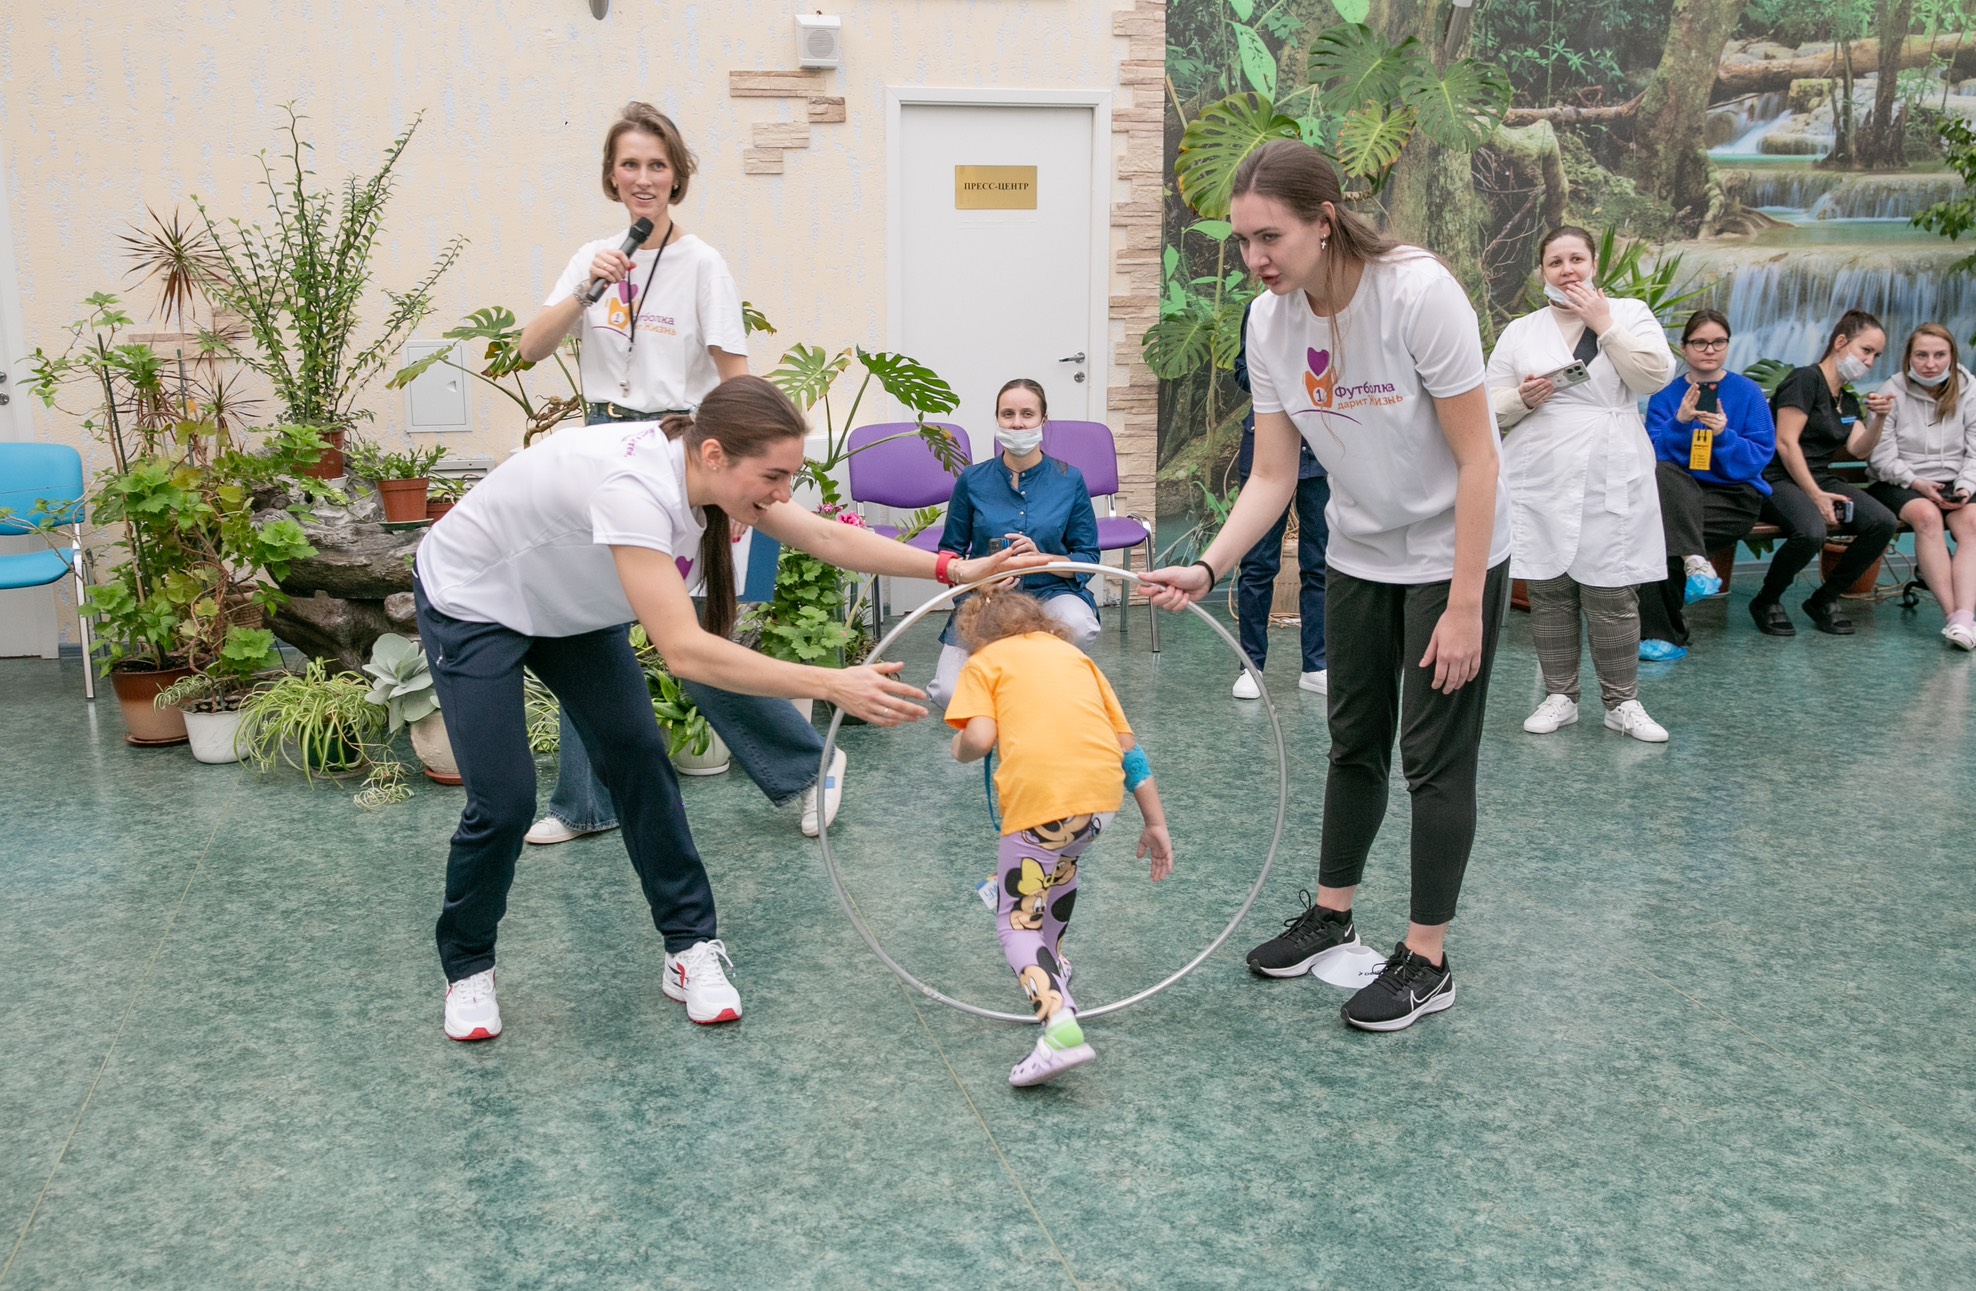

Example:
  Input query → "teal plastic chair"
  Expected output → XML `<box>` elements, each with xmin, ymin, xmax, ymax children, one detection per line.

<box><xmin>0</xmin><ymin>443</ymin><xmax>95</xmax><ymax>698</ymax></box>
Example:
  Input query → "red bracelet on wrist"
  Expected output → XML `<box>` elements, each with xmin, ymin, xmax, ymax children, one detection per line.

<box><xmin>935</xmin><ymin>551</ymin><xmax>958</xmax><ymax>586</ymax></box>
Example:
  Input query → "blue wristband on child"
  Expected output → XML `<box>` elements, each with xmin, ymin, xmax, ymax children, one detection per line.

<box><xmin>1122</xmin><ymin>747</ymin><xmax>1152</xmax><ymax>791</ymax></box>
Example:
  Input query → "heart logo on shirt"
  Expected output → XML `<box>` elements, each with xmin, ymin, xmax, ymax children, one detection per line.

<box><xmin>1304</xmin><ymin>347</ymin><xmax>1337</xmax><ymax>409</ymax></box>
<box><xmin>675</xmin><ymin>555</ymin><xmax>694</xmax><ymax>581</ymax></box>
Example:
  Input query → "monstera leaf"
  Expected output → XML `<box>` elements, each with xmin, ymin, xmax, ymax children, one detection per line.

<box><xmin>1142</xmin><ymin>300</ymin><xmax>1218</xmax><ymax>381</ymax></box>
<box><xmin>1176</xmin><ymin>93</ymin><xmax>1303</xmax><ymax>220</ymax></box>
<box><xmin>387</xmin><ymin>306</ymin><xmax>531</xmax><ymax>389</ymax></box>
<box><xmin>1232</xmin><ymin>23</ymin><xmax>1277</xmax><ymax>98</ymax></box>
<box><xmin>1307</xmin><ymin>25</ymin><xmax>1419</xmax><ymax>113</ymax></box>
<box><xmin>1400</xmin><ymin>58</ymin><xmax>1512</xmax><ymax>150</ymax></box>
<box><xmin>768</xmin><ymin>342</ymin><xmax>854</xmax><ymax>411</ymax></box>
<box><xmin>1208</xmin><ymin>294</ymin><xmax>1253</xmax><ymax>372</ymax></box>
<box><xmin>1333</xmin><ymin>102</ymin><xmax>1417</xmax><ymax>187</ymax></box>
<box><xmin>856</xmin><ymin>348</ymin><xmax>961</xmax><ymax>417</ymax></box>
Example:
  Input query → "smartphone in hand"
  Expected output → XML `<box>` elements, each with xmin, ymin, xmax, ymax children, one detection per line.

<box><xmin>1695</xmin><ymin>382</ymin><xmax>1720</xmax><ymax>416</ymax></box>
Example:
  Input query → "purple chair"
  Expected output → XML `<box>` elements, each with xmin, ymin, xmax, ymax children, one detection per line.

<box><xmin>1041</xmin><ymin>419</ymin><xmax>1159</xmax><ymax>652</ymax></box>
<box><xmin>845</xmin><ymin>421</ymin><xmax>971</xmax><ymax>634</ymax></box>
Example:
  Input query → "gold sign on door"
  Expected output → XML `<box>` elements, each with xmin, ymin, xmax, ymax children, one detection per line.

<box><xmin>954</xmin><ymin>166</ymin><xmax>1038</xmax><ymax>210</ymax></box>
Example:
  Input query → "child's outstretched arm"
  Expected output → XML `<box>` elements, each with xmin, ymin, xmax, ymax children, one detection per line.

<box><xmin>1119</xmin><ymin>733</ymin><xmax>1173</xmax><ymax>881</ymax></box>
<box><xmin>951</xmin><ymin>716</ymin><xmax>997</xmax><ymax>764</ymax></box>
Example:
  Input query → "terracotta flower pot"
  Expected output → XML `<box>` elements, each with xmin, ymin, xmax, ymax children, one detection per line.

<box><xmin>378</xmin><ymin>478</ymin><xmax>431</xmax><ymax>523</ymax></box>
<box><xmin>1819</xmin><ymin>544</ymin><xmax>1881</xmax><ymax>599</ymax></box>
<box><xmin>110</xmin><ymin>665</ymin><xmax>195</xmax><ymax>745</ymax></box>
<box><xmin>425</xmin><ymin>498</ymin><xmax>456</xmax><ymax>522</ymax></box>
<box><xmin>301</xmin><ymin>427</ymin><xmax>347</xmax><ymax>481</ymax></box>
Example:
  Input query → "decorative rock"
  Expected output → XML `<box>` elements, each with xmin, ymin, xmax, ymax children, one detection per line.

<box><xmin>384</xmin><ymin>592</ymin><xmax>418</xmax><ymax>634</ymax></box>
<box><xmin>272</xmin><ymin>591</ymin><xmax>396</xmax><ymax>673</ymax></box>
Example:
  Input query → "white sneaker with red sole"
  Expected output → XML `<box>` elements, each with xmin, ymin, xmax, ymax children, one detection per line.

<box><xmin>444</xmin><ymin>969</ymin><xmax>501</xmax><ymax>1041</ymax></box>
<box><xmin>662</xmin><ymin>939</ymin><xmax>743</xmax><ymax>1024</ymax></box>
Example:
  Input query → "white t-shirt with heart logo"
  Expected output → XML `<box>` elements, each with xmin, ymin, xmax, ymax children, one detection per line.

<box><xmin>416</xmin><ymin>422</ymin><xmax>706</xmax><ymax>638</ymax></box>
<box><xmin>548</xmin><ymin>232</ymin><xmax>748</xmax><ymax>412</ymax></box>
<box><xmin>1245</xmin><ymin>251</ymin><xmax>1514</xmax><ymax>584</ymax></box>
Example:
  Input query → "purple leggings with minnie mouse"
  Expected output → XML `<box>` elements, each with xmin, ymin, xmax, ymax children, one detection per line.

<box><xmin>994</xmin><ymin>813</ymin><xmax>1111</xmax><ymax>1020</ymax></box>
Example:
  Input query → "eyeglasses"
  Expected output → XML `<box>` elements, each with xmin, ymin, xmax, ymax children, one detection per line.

<box><xmin>1684</xmin><ymin>338</ymin><xmax>1730</xmax><ymax>352</ymax></box>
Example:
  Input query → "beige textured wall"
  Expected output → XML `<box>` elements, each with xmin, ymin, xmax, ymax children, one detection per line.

<box><xmin>1</xmin><ymin>0</ymin><xmax>1163</xmax><ymax>643</ymax></box>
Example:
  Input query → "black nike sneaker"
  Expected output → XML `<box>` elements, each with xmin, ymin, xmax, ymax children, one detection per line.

<box><xmin>1246</xmin><ymin>891</ymin><xmax>1358</xmax><ymax>978</ymax></box>
<box><xmin>1341</xmin><ymin>942</ymin><xmax>1455</xmax><ymax>1032</ymax></box>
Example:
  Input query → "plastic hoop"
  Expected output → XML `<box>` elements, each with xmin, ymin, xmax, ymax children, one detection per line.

<box><xmin>814</xmin><ymin>561</ymin><xmax>1289</xmax><ymax>1023</ymax></box>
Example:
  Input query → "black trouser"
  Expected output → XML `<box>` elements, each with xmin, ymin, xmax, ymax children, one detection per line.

<box><xmin>1757</xmin><ymin>473</ymin><xmax>1898</xmax><ymax>606</ymax></box>
<box><xmin>415</xmin><ymin>581</ymin><xmax>717</xmax><ymax>982</ymax></box>
<box><xmin>1318</xmin><ymin>561</ymin><xmax>1509</xmax><ymax>926</ymax></box>
<box><xmin>1640</xmin><ymin>463</ymin><xmax>1766</xmax><ymax>646</ymax></box>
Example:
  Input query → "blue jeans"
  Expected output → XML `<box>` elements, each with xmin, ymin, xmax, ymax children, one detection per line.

<box><xmin>548</xmin><ymin>661</ymin><xmax>827</xmax><ymax>830</ymax></box>
<box><xmin>415</xmin><ymin>583</ymin><xmax>717</xmax><ymax>979</ymax></box>
<box><xmin>1235</xmin><ymin>474</ymin><xmax>1330</xmax><ymax>672</ymax></box>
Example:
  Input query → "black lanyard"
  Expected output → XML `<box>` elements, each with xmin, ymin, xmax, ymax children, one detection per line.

<box><xmin>625</xmin><ymin>226</ymin><xmax>674</xmax><ymax>353</ymax></box>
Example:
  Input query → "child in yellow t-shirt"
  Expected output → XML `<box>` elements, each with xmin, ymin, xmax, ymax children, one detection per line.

<box><xmin>945</xmin><ymin>587</ymin><xmax>1174</xmax><ymax>1087</ymax></box>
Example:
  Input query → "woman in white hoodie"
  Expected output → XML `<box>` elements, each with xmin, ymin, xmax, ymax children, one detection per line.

<box><xmin>1861</xmin><ymin>323</ymin><xmax>1976</xmax><ymax>648</ymax></box>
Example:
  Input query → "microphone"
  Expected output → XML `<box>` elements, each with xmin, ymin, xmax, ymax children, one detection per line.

<box><xmin>581</xmin><ymin>217</ymin><xmax>656</xmax><ymax>305</ymax></box>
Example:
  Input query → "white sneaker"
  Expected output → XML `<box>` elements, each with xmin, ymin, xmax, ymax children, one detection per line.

<box><xmin>1008</xmin><ymin>1015</ymin><xmax>1095</xmax><ymax>1087</ymax></box>
<box><xmin>662</xmin><ymin>939</ymin><xmax>742</xmax><ymax>1024</ymax></box>
<box><xmin>1299</xmin><ymin>669</ymin><xmax>1328</xmax><ymax>694</ymax></box>
<box><xmin>1604</xmin><ymin>699</ymin><xmax>1670</xmax><ymax>743</ymax></box>
<box><xmin>1232</xmin><ymin>671</ymin><xmax>1261</xmax><ymax>700</ymax></box>
<box><xmin>1523</xmin><ymin>694</ymin><xmax>1579</xmax><ymax>734</ymax></box>
<box><xmin>443</xmin><ymin>969</ymin><xmax>501</xmax><ymax>1041</ymax></box>
<box><xmin>524</xmin><ymin>816</ymin><xmax>608</xmax><ymax>846</ymax></box>
<box><xmin>799</xmin><ymin>747</ymin><xmax>847</xmax><ymax>837</ymax></box>
<box><xmin>1943</xmin><ymin>622</ymin><xmax>1976</xmax><ymax>651</ymax></box>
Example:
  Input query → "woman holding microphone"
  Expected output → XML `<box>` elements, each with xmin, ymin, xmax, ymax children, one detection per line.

<box><xmin>515</xmin><ymin>103</ymin><xmax>846</xmax><ymax>845</ymax></box>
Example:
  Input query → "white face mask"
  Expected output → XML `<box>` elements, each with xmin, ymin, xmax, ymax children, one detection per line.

<box><xmin>996</xmin><ymin>426</ymin><xmax>1044</xmax><ymax>458</ymax></box>
<box><xmin>1835</xmin><ymin>353</ymin><xmax>1872</xmax><ymax>384</ymax></box>
<box><xmin>1544</xmin><ymin>282</ymin><xmax>1575</xmax><ymax>307</ymax></box>
<box><xmin>1909</xmin><ymin>367</ymin><xmax>1950</xmax><ymax>389</ymax></box>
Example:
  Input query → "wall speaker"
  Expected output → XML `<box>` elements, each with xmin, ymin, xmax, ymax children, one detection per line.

<box><xmin>796</xmin><ymin>14</ymin><xmax>841</xmax><ymax>70</ymax></box>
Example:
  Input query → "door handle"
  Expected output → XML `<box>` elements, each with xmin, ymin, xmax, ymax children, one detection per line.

<box><xmin>1057</xmin><ymin>352</ymin><xmax>1086</xmax><ymax>364</ymax></box>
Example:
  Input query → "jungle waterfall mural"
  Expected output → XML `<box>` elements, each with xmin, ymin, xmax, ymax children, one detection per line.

<box><xmin>1152</xmin><ymin>0</ymin><xmax>1976</xmax><ymax>517</ymax></box>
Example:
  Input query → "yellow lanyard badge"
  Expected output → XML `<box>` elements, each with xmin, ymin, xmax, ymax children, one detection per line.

<box><xmin>1688</xmin><ymin>424</ymin><xmax>1713</xmax><ymax>472</ymax></box>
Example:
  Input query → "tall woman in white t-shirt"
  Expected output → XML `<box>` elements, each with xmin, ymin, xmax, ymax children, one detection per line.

<box><xmin>1487</xmin><ymin>226</ymin><xmax>1674</xmax><ymax>744</ymax></box>
<box><xmin>516</xmin><ymin>103</ymin><xmax>842</xmax><ymax>847</ymax></box>
<box><xmin>416</xmin><ymin>377</ymin><xmax>1040</xmax><ymax>1041</ymax></box>
<box><xmin>1144</xmin><ymin>140</ymin><xmax>1514</xmax><ymax>1034</ymax></box>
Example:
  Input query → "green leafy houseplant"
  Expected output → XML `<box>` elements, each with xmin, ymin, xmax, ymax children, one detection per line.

<box><xmin>388</xmin><ymin>300</ymin><xmax>779</xmax><ymax>447</ymax></box>
<box><xmin>766</xmin><ymin>343</ymin><xmax>964</xmax><ymax>506</ymax></box>
<box><xmin>237</xmin><ymin>660</ymin><xmax>387</xmax><ymax>782</ymax></box>
<box><xmin>193</xmin><ymin>105</ymin><xmax>464</xmax><ymax>438</ymax></box>
<box><xmin>521</xmin><ymin>632</ymin><xmax>715</xmax><ymax>761</ymax></box>
<box><xmin>361</xmin><ymin>632</ymin><xmax>439</xmax><ymax>731</ymax></box>
<box><xmin>345</xmin><ymin>439</ymin><xmax>448</xmax><ymax>482</ymax></box>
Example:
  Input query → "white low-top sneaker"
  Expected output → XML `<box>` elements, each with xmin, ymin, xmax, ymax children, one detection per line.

<box><xmin>1604</xmin><ymin>699</ymin><xmax>1670</xmax><ymax>743</ymax></box>
<box><xmin>444</xmin><ymin>969</ymin><xmax>501</xmax><ymax>1041</ymax></box>
<box><xmin>663</xmin><ymin>940</ymin><xmax>742</xmax><ymax>1024</ymax></box>
<box><xmin>799</xmin><ymin>747</ymin><xmax>847</xmax><ymax>838</ymax></box>
<box><xmin>1008</xmin><ymin>1015</ymin><xmax>1095</xmax><ymax>1087</ymax></box>
<box><xmin>1299</xmin><ymin>669</ymin><xmax>1328</xmax><ymax>694</ymax></box>
<box><xmin>1231</xmin><ymin>671</ymin><xmax>1261</xmax><ymax>700</ymax></box>
<box><xmin>1523</xmin><ymin>694</ymin><xmax>1579</xmax><ymax>734</ymax></box>
<box><xmin>524</xmin><ymin>817</ymin><xmax>608</xmax><ymax>846</ymax></box>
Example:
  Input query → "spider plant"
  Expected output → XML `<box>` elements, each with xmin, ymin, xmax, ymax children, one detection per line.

<box><xmin>236</xmin><ymin>660</ymin><xmax>388</xmax><ymax>782</ymax></box>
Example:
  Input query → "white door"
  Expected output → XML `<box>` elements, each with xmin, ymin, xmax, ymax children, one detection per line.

<box><xmin>0</xmin><ymin>133</ymin><xmax>61</xmax><ymax>658</ymax></box>
<box><xmin>895</xmin><ymin>101</ymin><xmax>1103</xmax><ymax>463</ymax></box>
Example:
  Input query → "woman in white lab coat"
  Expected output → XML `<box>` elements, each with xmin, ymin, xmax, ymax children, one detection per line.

<box><xmin>1488</xmin><ymin>226</ymin><xmax>1674</xmax><ymax>743</ymax></box>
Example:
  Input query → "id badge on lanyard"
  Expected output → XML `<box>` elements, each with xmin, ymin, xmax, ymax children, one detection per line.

<box><xmin>1688</xmin><ymin>425</ymin><xmax>1713</xmax><ymax>472</ymax></box>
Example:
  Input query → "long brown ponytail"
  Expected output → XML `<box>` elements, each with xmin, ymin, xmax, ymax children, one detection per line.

<box><xmin>661</xmin><ymin>375</ymin><xmax>808</xmax><ymax>639</ymax></box>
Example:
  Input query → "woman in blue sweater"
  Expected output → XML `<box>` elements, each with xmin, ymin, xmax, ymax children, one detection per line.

<box><xmin>926</xmin><ymin>378</ymin><xmax>1100</xmax><ymax>707</ymax></box>
<box><xmin>1639</xmin><ymin>310</ymin><xmax>1777</xmax><ymax>658</ymax></box>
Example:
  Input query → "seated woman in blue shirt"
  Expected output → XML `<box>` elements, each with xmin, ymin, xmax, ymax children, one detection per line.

<box><xmin>927</xmin><ymin>378</ymin><xmax>1100</xmax><ymax>707</ymax></box>
<box><xmin>1639</xmin><ymin>309</ymin><xmax>1776</xmax><ymax>659</ymax></box>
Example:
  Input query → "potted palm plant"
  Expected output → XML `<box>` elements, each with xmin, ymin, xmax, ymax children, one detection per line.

<box><xmin>362</xmin><ymin>632</ymin><xmax>459</xmax><ymax>783</ymax></box>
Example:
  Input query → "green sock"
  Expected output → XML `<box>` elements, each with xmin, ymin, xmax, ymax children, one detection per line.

<box><xmin>1042</xmin><ymin>1013</ymin><xmax>1084</xmax><ymax>1050</ymax></box>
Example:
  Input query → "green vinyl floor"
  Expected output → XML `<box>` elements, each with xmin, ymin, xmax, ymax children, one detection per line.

<box><xmin>2</xmin><ymin>579</ymin><xmax>1973</xmax><ymax>1290</ymax></box>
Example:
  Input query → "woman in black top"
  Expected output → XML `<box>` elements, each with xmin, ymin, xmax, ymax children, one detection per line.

<box><xmin>1753</xmin><ymin>309</ymin><xmax>1899</xmax><ymax>636</ymax></box>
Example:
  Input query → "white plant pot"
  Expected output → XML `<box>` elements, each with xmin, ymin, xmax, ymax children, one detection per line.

<box><xmin>182</xmin><ymin>708</ymin><xmax>246</xmax><ymax>764</ymax></box>
<box><xmin>409</xmin><ymin>710</ymin><xmax>459</xmax><ymax>780</ymax></box>
<box><xmin>672</xmin><ymin>727</ymin><xmax>731</xmax><ymax>776</ymax></box>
